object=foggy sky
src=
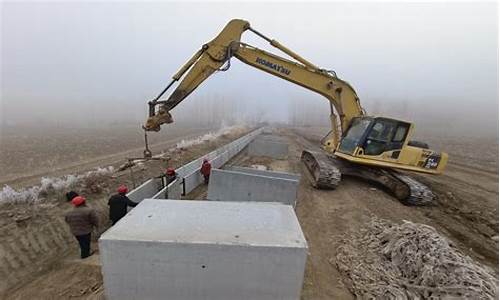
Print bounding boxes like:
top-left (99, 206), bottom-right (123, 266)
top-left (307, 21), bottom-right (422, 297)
top-left (1, 2), bottom-right (498, 136)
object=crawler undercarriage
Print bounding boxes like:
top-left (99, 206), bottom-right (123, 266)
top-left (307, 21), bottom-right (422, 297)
top-left (301, 150), bottom-right (434, 206)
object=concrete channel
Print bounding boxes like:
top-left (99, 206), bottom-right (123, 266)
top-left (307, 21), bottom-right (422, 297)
top-left (126, 127), bottom-right (263, 202)
top-left (99, 127), bottom-right (309, 300)
top-left (247, 135), bottom-right (289, 159)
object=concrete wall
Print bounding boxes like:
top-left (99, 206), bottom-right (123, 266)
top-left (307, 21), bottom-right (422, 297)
top-left (207, 169), bottom-right (299, 207)
top-left (125, 128), bottom-right (263, 201)
top-left (227, 166), bottom-right (301, 181)
top-left (247, 136), bottom-right (289, 159)
top-left (152, 179), bottom-right (182, 200)
top-left (126, 178), bottom-right (162, 203)
top-left (177, 128), bottom-right (263, 195)
top-left (99, 200), bottom-right (308, 300)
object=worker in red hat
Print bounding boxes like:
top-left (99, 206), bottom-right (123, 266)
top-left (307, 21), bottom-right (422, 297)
top-left (108, 185), bottom-right (137, 225)
top-left (165, 167), bottom-right (177, 186)
top-left (64, 196), bottom-right (99, 259)
top-left (200, 159), bottom-right (212, 184)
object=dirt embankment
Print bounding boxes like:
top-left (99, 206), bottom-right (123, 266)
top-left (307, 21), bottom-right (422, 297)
top-left (1, 127), bottom-right (250, 299)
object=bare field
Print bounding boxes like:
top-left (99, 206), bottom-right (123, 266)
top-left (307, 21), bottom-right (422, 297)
top-left (0, 125), bottom-right (214, 188)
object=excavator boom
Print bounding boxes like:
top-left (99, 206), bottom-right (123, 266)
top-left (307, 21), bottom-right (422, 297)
top-left (144, 19), bottom-right (363, 153)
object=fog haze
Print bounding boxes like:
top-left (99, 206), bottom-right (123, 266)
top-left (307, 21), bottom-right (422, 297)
top-left (1, 1), bottom-right (498, 137)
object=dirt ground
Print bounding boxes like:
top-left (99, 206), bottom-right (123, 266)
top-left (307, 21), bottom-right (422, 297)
top-left (1, 126), bottom-right (498, 299)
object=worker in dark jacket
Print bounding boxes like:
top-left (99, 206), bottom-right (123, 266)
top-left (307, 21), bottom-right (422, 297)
top-left (200, 159), bottom-right (212, 184)
top-left (165, 167), bottom-right (177, 186)
top-left (64, 196), bottom-right (99, 259)
top-left (108, 185), bottom-right (137, 225)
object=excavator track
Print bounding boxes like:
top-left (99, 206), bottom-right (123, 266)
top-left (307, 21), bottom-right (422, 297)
top-left (388, 171), bottom-right (435, 206)
top-left (300, 149), bottom-right (435, 205)
top-left (301, 150), bottom-right (341, 189)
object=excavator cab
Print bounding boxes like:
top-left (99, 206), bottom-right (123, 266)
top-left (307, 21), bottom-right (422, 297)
top-left (338, 117), bottom-right (409, 156)
top-left (334, 116), bottom-right (447, 174)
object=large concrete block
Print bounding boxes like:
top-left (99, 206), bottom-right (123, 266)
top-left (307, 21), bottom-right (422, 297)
top-left (99, 200), bottom-right (308, 300)
top-left (207, 169), bottom-right (299, 207)
top-left (247, 137), bottom-right (289, 159)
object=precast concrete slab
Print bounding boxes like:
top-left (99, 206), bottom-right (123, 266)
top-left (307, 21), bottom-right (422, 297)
top-left (99, 199), bottom-right (308, 300)
top-left (227, 166), bottom-right (301, 181)
top-left (247, 137), bottom-right (289, 159)
top-left (151, 179), bottom-right (182, 200)
top-left (207, 169), bottom-right (299, 207)
top-left (126, 178), bottom-right (162, 203)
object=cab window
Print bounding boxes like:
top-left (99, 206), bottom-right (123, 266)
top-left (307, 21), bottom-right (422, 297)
top-left (393, 125), bottom-right (409, 142)
top-left (338, 118), bottom-right (372, 154)
top-left (364, 119), bottom-right (397, 155)
top-left (367, 120), bottom-right (395, 141)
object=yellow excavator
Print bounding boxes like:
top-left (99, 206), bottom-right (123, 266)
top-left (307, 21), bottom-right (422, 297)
top-left (144, 19), bottom-right (448, 205)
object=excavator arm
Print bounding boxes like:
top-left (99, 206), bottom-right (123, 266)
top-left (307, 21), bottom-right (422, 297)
top-left (145, 20), bottom-right (249, 129)
top-left (233, 43), bottom-right (364, 135)
top-left (144, 19), bottom-right (364, 151)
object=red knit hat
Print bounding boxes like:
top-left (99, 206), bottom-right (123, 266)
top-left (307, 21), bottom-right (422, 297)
top-left (71, 196), bottom-right (86, 207)
top-left (166, 168), bottom-right (175, 176)
top-left (117, 185), bottom-right (128, 194)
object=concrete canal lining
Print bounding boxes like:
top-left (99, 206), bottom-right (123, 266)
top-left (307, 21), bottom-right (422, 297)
top-left (207, 169), bottom-right (300, 207)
